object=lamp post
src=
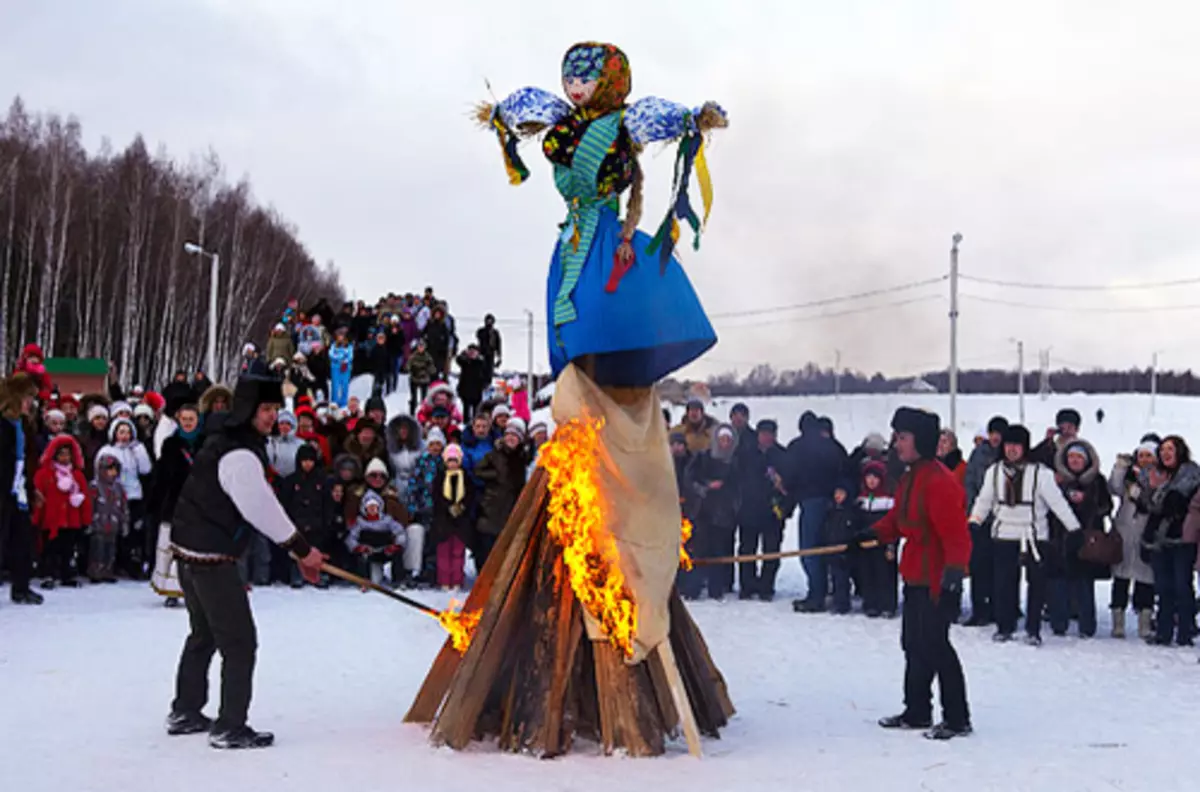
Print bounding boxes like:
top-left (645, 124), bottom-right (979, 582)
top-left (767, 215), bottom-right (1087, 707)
top-left (184, 242), bottom-right (219, 380)
top-left (523, 309), bottom-right (535, 400)
top-left (949, 233), bottom-right (962, 432)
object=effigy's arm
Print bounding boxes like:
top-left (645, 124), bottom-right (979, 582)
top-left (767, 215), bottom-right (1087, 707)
top-left (475, 87), bottom-right (572, 185)
top-left (624, 98), bottom-right (729, 269)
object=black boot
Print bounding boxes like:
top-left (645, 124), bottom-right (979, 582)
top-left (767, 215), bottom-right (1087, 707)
top-left (12, 589), bottom-right (44, 605)
top-left (924, 721), bottom-right (973, 741)
top-left (165, 710), bottom-right (214, 736)
top-left (209, 725), bottom-right (275, 749)
top-left (878, 713), bottom-right (932, 730)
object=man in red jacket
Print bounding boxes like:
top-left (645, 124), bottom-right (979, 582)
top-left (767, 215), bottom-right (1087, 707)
top-left (866, 407), bottom-right (973, 740)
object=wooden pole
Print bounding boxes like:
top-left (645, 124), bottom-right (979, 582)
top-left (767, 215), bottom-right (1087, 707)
top-left (319, 562), bottom-right (440, 616)
top-left (655, 640), bottom-right (702, 758)
top-left (693, 540), bottom-right (879, 567)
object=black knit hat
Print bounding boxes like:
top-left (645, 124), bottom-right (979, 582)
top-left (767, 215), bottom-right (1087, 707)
top-left (987, 416), bottom-right (1009, 436)
top-left (756, 419), bottom-right (778, 435)
top-left (891, 407), bottom-right (939, 460)
top-left (1002, 424), bottom-right (1031, 452)
top-left (730, 402), bottom-right (750, 418)
top-left (1055, 408), bottom-right (1082, 429)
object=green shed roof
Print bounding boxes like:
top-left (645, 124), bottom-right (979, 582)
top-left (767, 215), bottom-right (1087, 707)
top-left (44, 358), bottom-right (109, 376)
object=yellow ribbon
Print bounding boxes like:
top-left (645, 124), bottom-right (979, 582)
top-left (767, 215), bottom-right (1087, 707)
top-left (694, 139), bottom-right (714, 228)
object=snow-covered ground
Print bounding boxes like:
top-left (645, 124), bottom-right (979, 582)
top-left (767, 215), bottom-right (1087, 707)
top-left (4, 568), bottom-right (1200, 792)
top-left (6, 385), bottom-right (1198, 791)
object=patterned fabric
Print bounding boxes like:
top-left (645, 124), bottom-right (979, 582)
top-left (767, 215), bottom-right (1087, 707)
top-left (494, 87), bottom-right (572, 132)
top-left (542, 111), bottom-right (636, 196)
top-left (562, 42), bottom-right (630, 115)
top-left (625, 97), bottom-right (728, 145)
top-left (550, 112), bottom-right (624, 327)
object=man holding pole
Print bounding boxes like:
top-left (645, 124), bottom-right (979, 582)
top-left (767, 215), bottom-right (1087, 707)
top-left (166, 375), bottom-right (326, 749)
top-left (866, 407), bottom-right (973, 740)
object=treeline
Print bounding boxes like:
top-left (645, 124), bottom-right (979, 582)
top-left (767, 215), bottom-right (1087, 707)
top-left (685, 363), bottom-right (1200, 397)
top-left (0, 96), bottom-right (344, 388)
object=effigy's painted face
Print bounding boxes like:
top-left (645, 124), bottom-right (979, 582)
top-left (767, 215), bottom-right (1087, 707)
top-left (563, 76), bottom-right (598, 107)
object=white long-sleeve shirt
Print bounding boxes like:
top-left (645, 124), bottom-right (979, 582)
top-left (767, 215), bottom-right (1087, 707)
top-left (217, 449), bottom-right (301, 546)
top-left (970, 461), bottom-right (1081, 554)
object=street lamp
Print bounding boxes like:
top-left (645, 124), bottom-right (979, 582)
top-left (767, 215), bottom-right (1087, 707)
top-left (1008, 337), bottom-right (1025, 424)
top-left (184, 242), bottom-right (219, 380)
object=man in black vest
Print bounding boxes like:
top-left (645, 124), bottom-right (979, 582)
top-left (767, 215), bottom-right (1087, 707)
top-left (166, 376), bottom-right (325, 749)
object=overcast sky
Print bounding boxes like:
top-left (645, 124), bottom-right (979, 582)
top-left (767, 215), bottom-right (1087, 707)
top-left (4, 1), bottom-right (1199, 380)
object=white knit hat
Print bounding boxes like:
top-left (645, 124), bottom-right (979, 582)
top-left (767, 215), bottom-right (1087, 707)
top-left (44, 409), bottom-right (66, 424)
top-left (1137, 440), bottom-right (1159, 456)
top-left (492, 403), bottom-right (511, 418)
top-left (365, 457), bottom-right (389, 477)
top-left (425, 427), bottom-right (447, 448)
top-left (504, 417), bottom-right (527, 439)
top-left (276, 409), bottom-right (296, 427)
top-left (133, 403), bottom-right (155, 421)
top-left (109, 401), bottom-right (132, 418)
top-left (87, 405), bottom-right (109, 423)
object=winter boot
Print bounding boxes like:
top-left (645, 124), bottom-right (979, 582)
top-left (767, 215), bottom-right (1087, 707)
top-left (1111, 608), bottom-right (1126, 639)
top-left (878, 713), bottom-right (932, 730)
top-left (11, 589), bottom-right (44, 605)
top-left (165, 710), bottom-right (213, 736)
top-left (1137, 609), bottom-right (1154, 640)
top-left (924, 721), bottom-right (973, 741)
top-left (209, 725), bottom-right (275, 749)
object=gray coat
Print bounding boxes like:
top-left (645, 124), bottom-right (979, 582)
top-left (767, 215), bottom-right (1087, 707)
top-left (1108, 459), bottom-right (1154, 585)
top-left (964, 442), bottom-right (1000, 513)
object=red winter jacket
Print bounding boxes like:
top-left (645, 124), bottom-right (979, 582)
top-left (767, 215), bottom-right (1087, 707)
top-left (872, 459), bottom-right (971, 601)
top-left (14, 343), bottom-right (53, 402)
top-left (33, 435), bottom-right (93, 539)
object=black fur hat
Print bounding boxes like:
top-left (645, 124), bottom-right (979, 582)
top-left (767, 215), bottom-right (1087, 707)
top-left (1003, 424), bottom-right (1031, 452)
top-left (891, 407), bottom-right (939, 460)
top-left (1055, 408), bottom-right (1082, 429)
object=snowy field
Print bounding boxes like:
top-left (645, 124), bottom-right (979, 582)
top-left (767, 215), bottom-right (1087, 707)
top-left (5, 385), bottom-right (1200, 791)
top-left (4, 567), bottom-right (1200, 792)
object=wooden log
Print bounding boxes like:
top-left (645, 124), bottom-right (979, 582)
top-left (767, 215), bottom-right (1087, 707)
top-left (431, 486), bottom-right (546, 748)
top-left (592, 640), bottom-right (666, 757)
top-left (655, 640), bottom-right (703, 758)
top-left (405, 469), bottom-right (547, 724)
top-left (669, 593), bottom-right (735, 724)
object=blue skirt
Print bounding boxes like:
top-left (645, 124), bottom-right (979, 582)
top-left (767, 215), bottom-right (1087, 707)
top-left (546, 207), bottom-right (717, 387)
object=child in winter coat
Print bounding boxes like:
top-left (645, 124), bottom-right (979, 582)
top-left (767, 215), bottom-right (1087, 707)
top-left (474, 419), bottom-right (529, 570)
top-left (821, 484), bottom-right (863, 614)
top-left (88, 450), bottom-right (129, 583)
top-left (405, 340), bottom-right (437, 415)
top-left (432, 443), bottom-right (475, 589)
top-left (327, 479), bottom-right (350, 572)
top-left (98, 417), bottom-right (153, 579)
top-left (346, 491), bottom-right (406, 586)
top-left (858, 461), bottom-right (897, 617)
top-left (279, 444), bottom-right (331, 588)
top-left (34, 434), bottom-right (93, 587)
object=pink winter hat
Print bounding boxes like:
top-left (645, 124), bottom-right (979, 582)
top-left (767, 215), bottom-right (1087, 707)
top-left (443, 443), bottom-right (463, 463)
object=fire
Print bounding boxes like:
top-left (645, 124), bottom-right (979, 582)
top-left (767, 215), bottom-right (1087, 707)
top-left (540, 417), bottom-right (638, 659)
top-left (679, 518), bottom-right (694, 571)
top-left (437, 601), bottom-right (481, 653)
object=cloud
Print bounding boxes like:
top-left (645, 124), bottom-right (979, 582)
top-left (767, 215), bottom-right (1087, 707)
top-left (3, 0), bottom-right (1198, 379)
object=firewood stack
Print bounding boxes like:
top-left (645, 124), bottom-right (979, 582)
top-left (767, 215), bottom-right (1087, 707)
top-left (405, 468), bottom-right (735, 758)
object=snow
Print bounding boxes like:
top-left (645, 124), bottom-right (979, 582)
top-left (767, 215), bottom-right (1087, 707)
top-left (8, 388), bottom-right (1200, 791)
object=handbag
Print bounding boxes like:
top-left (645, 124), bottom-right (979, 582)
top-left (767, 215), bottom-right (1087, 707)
top-left (1077, 527), bottom-right (1123, 566)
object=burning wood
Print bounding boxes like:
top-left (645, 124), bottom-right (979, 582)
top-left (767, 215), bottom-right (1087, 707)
top-left (540, 417), bottom-right (638, 659)
top-left (437, 601), bottom-right (481, 653)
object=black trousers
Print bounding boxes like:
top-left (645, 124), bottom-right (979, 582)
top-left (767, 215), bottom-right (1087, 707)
top-left (173, 562), bottom-right (258, 732)
top-left (1110, 576), bottom-right (1155, 610)
top-left (992, 540), bottom-right (1048, 637)
top-left (43, 531), bottom-right (85, 582)
top-left (968, 522), bottom-right (993, 622)
top-left (408, 382), bottom-right (429, 415)
top-left (0, 496), bottom-right (35, 596)
top-left (859, 545), bottom-right (898, 614)
top-left (900, 585), bottom-right (970, 728)
top-left (737, 516), bottom-right (783, 596)
top-left (703, 519), bottom-right (737, 598)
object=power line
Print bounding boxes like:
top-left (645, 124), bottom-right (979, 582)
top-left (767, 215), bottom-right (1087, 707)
top-left (961, 293), bottom-right (1200, 314)
top-left (960, 273), bottom-right (1200, 291)
top-left (716, 294), bottom-right (943, 330)
top-left (706, 276), bottom-right (948, 319)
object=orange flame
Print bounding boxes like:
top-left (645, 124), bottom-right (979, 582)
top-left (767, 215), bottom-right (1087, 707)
top-left (679, 518), bottom-right (694, 571)
top-left (437, 600), bottom-right (481, 653)
top-left (539, 417), bottom-right (638, 659)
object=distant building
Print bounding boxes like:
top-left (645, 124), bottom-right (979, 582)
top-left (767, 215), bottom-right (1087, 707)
top-left (898, 377), bottom-right (938, 394)
top-left (43, 358), bottom-right (110, 396)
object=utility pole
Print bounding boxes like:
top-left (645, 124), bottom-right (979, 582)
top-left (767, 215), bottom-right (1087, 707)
top-left (1038, 347), bottom-right (1052, 400)
top-left (524, 309), bottom-right (535, 401)
top-left (1017, 340), bottom-right (1025, 424)
top-left (834, 349), bottom-right (842, 399)
top-left (1151, 351), bottom-right (1159, 417)
top-left (949, 233), bottom-right (962, 432)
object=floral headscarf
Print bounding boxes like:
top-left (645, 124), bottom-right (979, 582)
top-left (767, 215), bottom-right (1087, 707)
top-left (562, 42), bottom-right (630, 115)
